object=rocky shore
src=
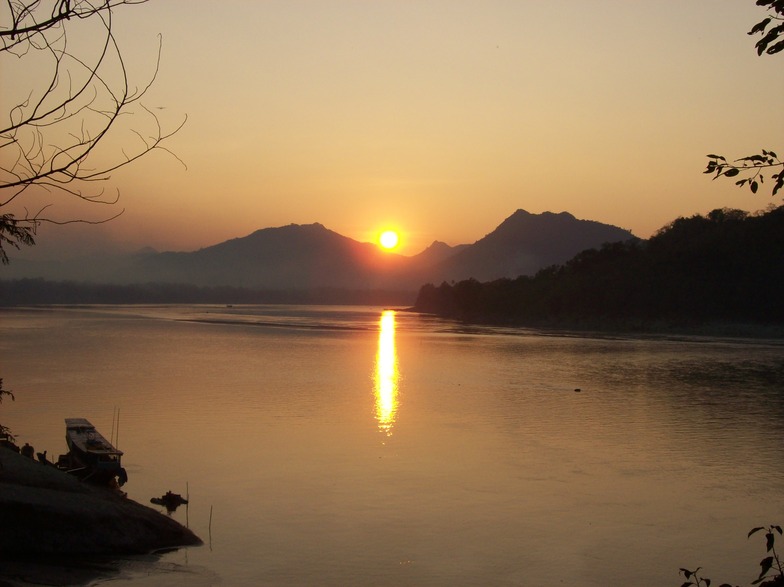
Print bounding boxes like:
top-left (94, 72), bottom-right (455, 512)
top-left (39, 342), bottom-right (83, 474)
top-left (0, 446), bottom-right (201, 556)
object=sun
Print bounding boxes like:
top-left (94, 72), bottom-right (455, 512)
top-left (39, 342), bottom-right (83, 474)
top-left (379, 230), bottom-right (399, 250)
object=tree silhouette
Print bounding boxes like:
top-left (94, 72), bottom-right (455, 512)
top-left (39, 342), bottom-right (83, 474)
top-left (0, 0), bottom-right (185, 264)
top-left (704, 1), bottom-right (783, 197)
top-left (413, 206), bottom-right (784, 328)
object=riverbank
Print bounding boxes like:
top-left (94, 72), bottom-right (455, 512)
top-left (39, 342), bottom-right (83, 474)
top-left (0, 447), bottom-right (201, 583)
top-left (407, 307), bottom-right (784, 340)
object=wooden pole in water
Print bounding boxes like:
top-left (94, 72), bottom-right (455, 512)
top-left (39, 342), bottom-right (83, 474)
top-left (110, 406), bottom-right (116, 446)
top-left (208, 505), bottom-right (214, 551)
top-left (185, 482), bottom-right (190, 528)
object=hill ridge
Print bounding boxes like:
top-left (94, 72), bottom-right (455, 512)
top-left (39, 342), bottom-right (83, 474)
top-left (2, 210), bottom-right (636, 296)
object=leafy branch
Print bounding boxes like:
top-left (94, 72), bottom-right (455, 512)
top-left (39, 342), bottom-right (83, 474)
top-left (748, 0), bottom-right (784, 56)
top-left (748, 525), bottom-right (784, 586)
top-left (705, 1), bottom-right (783, 197)
top-left (704, 151), bottom-right (784, 197)
top-left (679, 566), bottom-right (718, 587)
top-left (679, 524), bottom-right (784, 587)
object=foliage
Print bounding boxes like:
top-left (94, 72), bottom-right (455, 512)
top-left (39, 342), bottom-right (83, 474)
top-left (0, 0), bottom-right (185, 263)
top-left (748, 526), bottom-right (784, 586)
top-left (413, 206), bottom-right (784, 330)
top-left (748, 1), bottom-right (784, 56)
top-left (705, 151), bottom-right (783, 198)
top-left (678, 525), bottom-right (784, 587)
top-left (678, 566), bottom-right (716, 587)
top-left (705, 1), bottom-right (783, 197)
top-left (0, 377), bottom-right (15, 439)
top-left (0, 214), bottom-right (36, 265)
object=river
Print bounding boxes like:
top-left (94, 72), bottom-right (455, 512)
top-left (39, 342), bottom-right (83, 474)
top-left (1, 305), bottom-right (782, 586)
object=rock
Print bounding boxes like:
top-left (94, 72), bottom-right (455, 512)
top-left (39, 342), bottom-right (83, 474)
top-left (0, 447), bottom-right (201, 555)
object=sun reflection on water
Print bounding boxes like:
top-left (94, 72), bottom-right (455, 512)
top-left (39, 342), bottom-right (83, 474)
top-left (374, 310), bottom-right (399, 435)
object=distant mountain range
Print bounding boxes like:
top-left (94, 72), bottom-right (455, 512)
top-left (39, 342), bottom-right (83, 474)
top-left (2, 210), bottom-right (635, 294)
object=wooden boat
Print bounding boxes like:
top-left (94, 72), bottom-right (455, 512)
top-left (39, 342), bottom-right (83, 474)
top-left (64, 418), bottom-right (128, 486)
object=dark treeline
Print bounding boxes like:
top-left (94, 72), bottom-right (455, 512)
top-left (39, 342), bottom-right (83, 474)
top-left (0, 279), bottom-right (415, 307)
top-left (414, 206), bottom-right (784, 331)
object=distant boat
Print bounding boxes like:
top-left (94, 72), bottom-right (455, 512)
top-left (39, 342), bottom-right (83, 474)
top-left (63, 418), bottom-right (128, 486)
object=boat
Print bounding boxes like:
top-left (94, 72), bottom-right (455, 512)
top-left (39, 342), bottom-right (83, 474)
top-left (64, 418), bottom-right (128, 486)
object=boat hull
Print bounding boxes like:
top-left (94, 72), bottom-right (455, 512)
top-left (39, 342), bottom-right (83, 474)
top-left (64, 418), bottom-right (127, 486)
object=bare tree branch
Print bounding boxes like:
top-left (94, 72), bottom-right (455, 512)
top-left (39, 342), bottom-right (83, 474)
top-left (0, 0), bottom-right (185, 262)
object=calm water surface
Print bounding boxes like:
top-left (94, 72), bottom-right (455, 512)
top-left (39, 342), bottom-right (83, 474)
top-left (1, 305), bottom-right (783, 586)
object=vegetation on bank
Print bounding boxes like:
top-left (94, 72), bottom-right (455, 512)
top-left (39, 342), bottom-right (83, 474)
top-left (0, 378), bottom-right (13, 444)
top-left (413, 206), bottom-right (784, 333)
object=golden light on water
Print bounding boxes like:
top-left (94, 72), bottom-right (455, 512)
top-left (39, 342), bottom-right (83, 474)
top-left (374, 310), bottom-right (399, 435)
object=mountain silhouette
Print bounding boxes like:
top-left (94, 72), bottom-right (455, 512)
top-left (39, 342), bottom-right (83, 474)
top-left (427, 210), bottom-right (635, 283)
top-left (2, 210), bottom-right (636, 294)
top-left (125, 223), bottom-right (409, 289)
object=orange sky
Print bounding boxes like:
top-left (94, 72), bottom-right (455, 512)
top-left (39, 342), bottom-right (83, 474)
top-left (3, 1), bottom-right (783, 259)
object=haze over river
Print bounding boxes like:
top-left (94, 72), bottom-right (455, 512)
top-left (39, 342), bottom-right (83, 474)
top-left (1, 305), bottom-right (782, 586)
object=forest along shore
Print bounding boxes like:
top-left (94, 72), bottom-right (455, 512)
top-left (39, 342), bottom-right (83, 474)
top-left (0, 447), bottom-right (201, 555)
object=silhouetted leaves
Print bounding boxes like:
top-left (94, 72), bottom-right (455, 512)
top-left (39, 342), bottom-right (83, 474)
top-left (707, 3), bottom-right (782, 196)
top-left (679, 524), bottom-right (783, 587)
top-left (679, 566), bottom-right (715, 587)
top-left (705, 151), bottom-right (783, 197)
top-left (773, 173), bottom-right (784, 196)
top-left (747, 524), bottom-right (784, 585)
top-left (768, 38), bottom-right (784, 53)
top-left (0, 379), bottom-right (14, 404)
top-left (748, 17), bottom-right (772, 35)
top-left (752, 557), bottom-right (775, 584)
top-left (755, 23), bottom-right (784, 54)
top-left (680, 567), bottom-right (701, 584)
top-left (0, 214), bottom-right (36, 265)
top-left (748, 2), bottom-right (784, 54)
top-left (0, 378), bottom-right (16, 440)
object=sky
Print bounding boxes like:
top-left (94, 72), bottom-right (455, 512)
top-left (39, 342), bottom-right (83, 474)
top-left (3, 0), bottom-right (783, 259)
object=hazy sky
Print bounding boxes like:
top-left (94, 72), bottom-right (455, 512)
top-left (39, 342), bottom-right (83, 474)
top-left (5, 1), bottom-right (783, 258)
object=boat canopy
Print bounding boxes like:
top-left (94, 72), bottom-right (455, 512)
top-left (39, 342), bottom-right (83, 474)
top-left (65, 417), bottom-right (123, 456)
top-left (65, 418), bottom-right (96, 433)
